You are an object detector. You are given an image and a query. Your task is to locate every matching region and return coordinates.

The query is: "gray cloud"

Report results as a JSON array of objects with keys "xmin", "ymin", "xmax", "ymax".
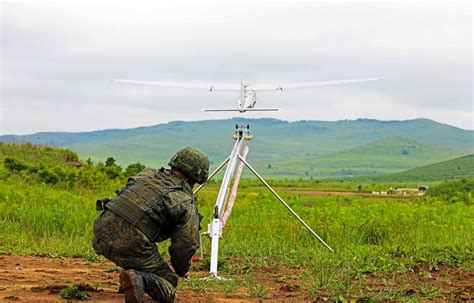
[{"xmin": 1, "ymin": 2, "xmax": 472, "ymax": 134}]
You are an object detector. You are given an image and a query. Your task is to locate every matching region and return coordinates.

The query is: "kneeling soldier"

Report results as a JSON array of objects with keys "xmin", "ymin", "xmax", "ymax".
[{"xmin": 92, "ymin": 147, "xmax": 209, "ymax": 303}]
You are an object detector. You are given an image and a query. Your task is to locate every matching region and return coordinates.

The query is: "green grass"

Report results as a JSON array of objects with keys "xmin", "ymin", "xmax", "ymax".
[
  {"xmin": 0, "ymin": 143, "xmax": 123, "ymax": 258},
  {"xmin": 0, "ymin": 143, "xmax": 473, "ymax": 300},
  {"xmin": 0, "ymin": 177, "xmax": 108, "ymax": 258},
  {"xmin": 195, "ymin": 188, "xmax": 473, "ymax": 264},
  {"xmin": 244, "ymin": 279, "xmax": 268, "ymax": 298}
]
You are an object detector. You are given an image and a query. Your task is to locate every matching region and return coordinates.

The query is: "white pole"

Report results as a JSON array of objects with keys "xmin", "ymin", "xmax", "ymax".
[{"xmin": 209, "ymin": 217, "xmax": 221, "ymax": 277}]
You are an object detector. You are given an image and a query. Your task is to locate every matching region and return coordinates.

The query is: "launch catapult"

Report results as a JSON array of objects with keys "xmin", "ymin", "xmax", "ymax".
[{"xmin": 193, "ymin": 124, "xmax": 334, "ymax": 279}]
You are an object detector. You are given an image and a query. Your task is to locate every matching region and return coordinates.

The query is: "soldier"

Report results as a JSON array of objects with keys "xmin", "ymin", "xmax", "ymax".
[{"xmin": 92, "ymin": 147, "xmax": 209, "ymax": 303}]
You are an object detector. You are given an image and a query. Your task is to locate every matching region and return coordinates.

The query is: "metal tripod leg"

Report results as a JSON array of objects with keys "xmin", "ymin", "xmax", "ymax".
[
  {"xmin": 238, "ymin": 154, "xmax": 334, "ymax": 252},
  {"xmin": 194, "ymin": 156, "xmax": 230, "ymax": 195}
]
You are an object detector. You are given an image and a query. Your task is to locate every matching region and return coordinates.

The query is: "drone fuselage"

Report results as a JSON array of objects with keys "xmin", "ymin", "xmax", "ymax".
[{"xmin": 238, "ymin": 89, "xmax": 257, "ymax": 112}]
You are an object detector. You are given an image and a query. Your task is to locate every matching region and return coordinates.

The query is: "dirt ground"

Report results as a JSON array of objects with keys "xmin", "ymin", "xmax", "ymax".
[
  {"xmin": 1, "ymin": 254, "xmax": 472, "ymax": 302},
  {"xmin": 0, "ymin": 254, "xmax": 299, "ymax": 302}
]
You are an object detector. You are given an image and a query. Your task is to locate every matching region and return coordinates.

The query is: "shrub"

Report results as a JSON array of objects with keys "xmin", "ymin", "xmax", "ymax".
[
  {"xmin": 125, "ymin": 162, "xmax": 146, "ymax": 177},
  {"xmin": 37, "ymin": 165, "xmax": 61, "ymax": 184},
  {"xmin": 4, "ymin": 157, "xmax": 30, "ymax": 173},
  {"xmin": 105, "ymin": 157, "xmax": 116, "ymax": 167},
  {"xmin": 34, "ymin": 164, "xmax": 77, "ymax": 185},
  {"xmin": 103, "ymin": 165, "xmax": 123, "ymax": 179},
  {"xmin": 60, "ymin": 286, "xmax": 90, "ymax": 300}
]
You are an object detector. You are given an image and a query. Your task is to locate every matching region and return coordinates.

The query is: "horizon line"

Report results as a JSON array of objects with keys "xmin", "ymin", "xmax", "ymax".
[{"xmin": 1, "ymin": 117, "xmax": 472, "ymax": 137}]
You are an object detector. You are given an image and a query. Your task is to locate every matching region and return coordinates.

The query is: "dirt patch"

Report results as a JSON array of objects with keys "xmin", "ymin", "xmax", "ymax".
[
  {"xmin": 0, "ymin": 254, "xmax": 472, "ymax": 302},
  {"xmin": 0, "ymin": 254, "xmax": 122, "ymax": 302}
]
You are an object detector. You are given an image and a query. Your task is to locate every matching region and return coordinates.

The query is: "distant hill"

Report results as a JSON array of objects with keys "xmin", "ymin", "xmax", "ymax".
[
  {"xmin": 271, "ymin": 136, "xmax": 463, "ymax": 177},
  {"xmin": 1, "ymin": 118, "xmax": 472, "ymax": 178},
  {"xmin": 353, "ymin": 154, "xmax": 474, "ymax": 183}
]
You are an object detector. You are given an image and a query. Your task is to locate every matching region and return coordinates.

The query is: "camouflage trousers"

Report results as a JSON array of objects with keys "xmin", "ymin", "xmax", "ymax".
[{"xmin": 92, "ymin": 210, "xmax": 178, "ymax": 303}]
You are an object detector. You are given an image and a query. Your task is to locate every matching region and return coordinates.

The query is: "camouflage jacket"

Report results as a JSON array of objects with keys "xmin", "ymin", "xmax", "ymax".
[{"xmin": 106, "ymin": 168, "xmax": 201, "ymax": 276}]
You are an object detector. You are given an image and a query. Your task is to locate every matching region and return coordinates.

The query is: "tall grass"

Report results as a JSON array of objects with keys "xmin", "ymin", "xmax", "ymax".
[
  {"xmin": 1, "ymin": 177, "xmax": 472, "ymax": 264},
  {"xmin": 197, "ymin": 189, "xmax": 473, "ymax": 264},
  {"xmin": 0, "ymin": 173, "xmax": 120, "ymax": 258}
]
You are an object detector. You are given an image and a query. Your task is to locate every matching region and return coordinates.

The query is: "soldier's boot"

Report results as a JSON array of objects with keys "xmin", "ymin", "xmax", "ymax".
[{"xmin": 119, "ymin": 270, "xmax": 146, "ymax": 303}]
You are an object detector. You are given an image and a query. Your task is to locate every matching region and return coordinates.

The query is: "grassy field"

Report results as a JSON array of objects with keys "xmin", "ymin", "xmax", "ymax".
[{"xmin": 0, "ymin": 143, "xmax": 473, "ymax": 301}]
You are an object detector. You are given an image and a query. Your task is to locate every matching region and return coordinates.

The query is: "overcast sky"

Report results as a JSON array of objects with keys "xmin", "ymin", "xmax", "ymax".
[{"xmin": 1, "ymin": 1, "xmax": 472, "ymax": 135}]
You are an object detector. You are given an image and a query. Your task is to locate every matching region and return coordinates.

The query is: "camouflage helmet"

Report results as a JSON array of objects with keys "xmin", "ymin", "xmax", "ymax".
[{"xmin": 168, "ymin": 146, "xmax": 210, "ymax": 184}]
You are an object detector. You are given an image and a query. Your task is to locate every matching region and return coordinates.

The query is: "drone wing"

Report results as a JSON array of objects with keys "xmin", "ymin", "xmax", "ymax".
[
  {"xmin": 111, "ymin": 79, "xmax": 241, "ymax": 91},
  {"xmin": 247, "ymin": 77, "xmax": 382, "ymax": 91}
]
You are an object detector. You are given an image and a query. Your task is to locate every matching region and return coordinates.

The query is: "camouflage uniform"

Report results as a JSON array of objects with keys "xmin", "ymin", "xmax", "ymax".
[{"xmin": 92, "ymin": 168, "xmax": 201, "ymax": 303}]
